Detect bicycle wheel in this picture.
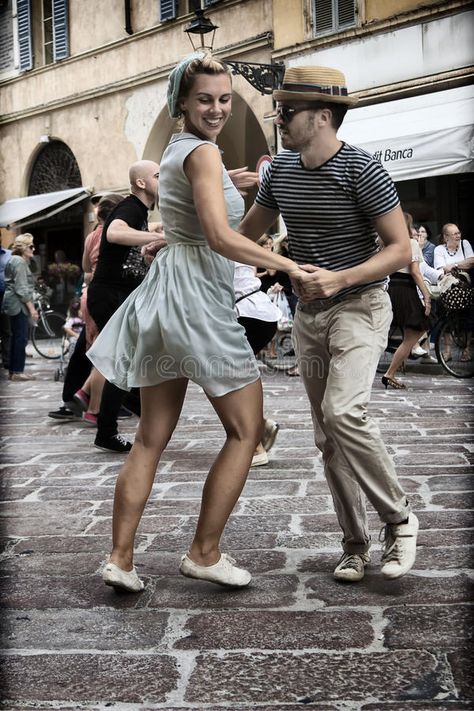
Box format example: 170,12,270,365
435,313,474,378
31,311,65,359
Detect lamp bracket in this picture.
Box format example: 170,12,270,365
225,60,285,95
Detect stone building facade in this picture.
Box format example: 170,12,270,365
0,0,472,270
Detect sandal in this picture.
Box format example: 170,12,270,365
287,366,300,377
382,375,406,390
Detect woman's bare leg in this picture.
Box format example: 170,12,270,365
385,329,424,381
187,379,263,566
109,378,188,570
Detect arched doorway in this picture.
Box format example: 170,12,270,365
27,140,84,306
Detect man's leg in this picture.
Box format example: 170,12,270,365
62,327,91,402
294,288,415,579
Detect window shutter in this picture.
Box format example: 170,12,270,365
160,0,177,21
17,0,32,71
314,0,333,35
52,0,69,60
338,0,355,28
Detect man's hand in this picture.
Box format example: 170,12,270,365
148,222,164,234
141,237,167,266
228,167,259,196
291,265,346,302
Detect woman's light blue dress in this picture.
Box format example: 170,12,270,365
87,133,259,397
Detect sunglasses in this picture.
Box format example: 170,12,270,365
275,105,318,123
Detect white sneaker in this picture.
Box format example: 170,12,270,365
251,451,268,467
102,561,144,592
333,552,370,582
179,552,251,587
420,354,438,364
380,513,419,579
411,345,428,357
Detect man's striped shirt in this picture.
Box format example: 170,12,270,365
255,142,400,296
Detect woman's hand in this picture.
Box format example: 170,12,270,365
423,294,431,316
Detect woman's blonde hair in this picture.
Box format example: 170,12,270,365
11,233,34,256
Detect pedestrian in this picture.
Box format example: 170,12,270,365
414,223,436,267
382,212,432,389
1,234,39,381
434,223,473,271
88,51,306,592
87,161,165,452
47,194,128,423
239,64,419,581
0,242,12,372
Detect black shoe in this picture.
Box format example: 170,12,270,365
94,434,133,453
117,406,134,419
48,406,81,421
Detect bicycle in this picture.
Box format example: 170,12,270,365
378,308,473,379
30,290,66,360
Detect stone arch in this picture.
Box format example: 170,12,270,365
25,139,85,299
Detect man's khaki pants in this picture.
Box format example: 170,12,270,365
293,286,410,554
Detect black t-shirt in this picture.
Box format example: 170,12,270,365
92,194,149,292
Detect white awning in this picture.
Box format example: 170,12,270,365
338,85,474,182
0,187,93,228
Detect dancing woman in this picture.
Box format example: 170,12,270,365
88,52,307,592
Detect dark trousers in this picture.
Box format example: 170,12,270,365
9,311,29,374
97,381,141,438
61,327,92,403
0,293,11,369
238,317,277,355
88,282,141,439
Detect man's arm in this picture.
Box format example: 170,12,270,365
296,206,412,300
106,218,157,247
238,203,280,242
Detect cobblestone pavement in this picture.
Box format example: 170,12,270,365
0,355,473,711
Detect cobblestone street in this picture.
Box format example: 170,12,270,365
0,356,473,711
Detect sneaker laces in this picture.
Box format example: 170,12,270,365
379,525,410,563
337,553,362,570
114,434,129,446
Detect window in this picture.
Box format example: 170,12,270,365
313,0,356,36
16,0,69,71
159,0,220,22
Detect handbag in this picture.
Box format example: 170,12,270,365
273,291,293,330
439,267,473,312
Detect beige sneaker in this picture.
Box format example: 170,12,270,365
179,552,251,587
334,552,370,582
380,513,419,579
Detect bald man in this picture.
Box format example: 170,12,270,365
88,160,165,452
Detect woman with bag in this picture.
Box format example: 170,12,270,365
382,214,432,389
434,224,473,271
88,52,308,592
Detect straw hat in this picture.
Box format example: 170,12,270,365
274,66,358,106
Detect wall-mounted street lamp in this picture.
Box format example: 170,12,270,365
184,9,284,95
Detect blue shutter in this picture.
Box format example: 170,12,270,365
17,0,32,71
52,0,69,60
160,0,177,21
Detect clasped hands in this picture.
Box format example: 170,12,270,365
289,265,346,302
